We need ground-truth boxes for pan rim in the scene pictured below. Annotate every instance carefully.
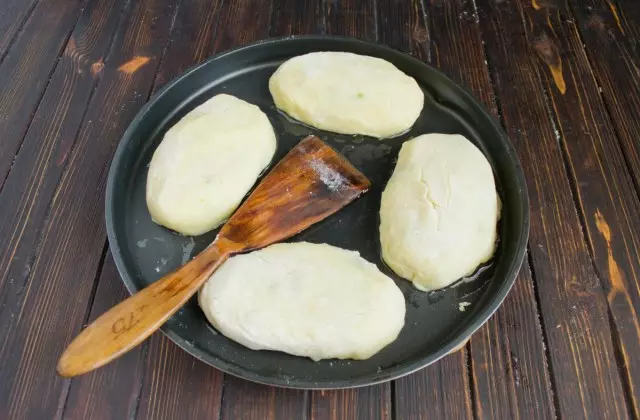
[105,35,530,389]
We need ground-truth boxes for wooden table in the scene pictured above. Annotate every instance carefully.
[0,0,638,418]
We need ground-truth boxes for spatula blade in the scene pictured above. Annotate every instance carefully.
[219,135,370,250]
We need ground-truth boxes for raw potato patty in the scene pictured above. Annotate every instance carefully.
[380,134,500,291]
[146,94,276,236]
[269,52,424,138]
[199,242,406,361]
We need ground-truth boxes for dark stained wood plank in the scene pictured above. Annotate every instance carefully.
[377,0,429,60]
[524,0,640,416]
[63,253,146,420]
[136,333,224,420]
[65,1,229,418]
[0,0,88,191]
[565,0,640,194]
[476,0,631,417]
[325,0,377,41]
[311,385,390,420]
[152,0,223,91]
[220,376,307,420]
[0,0,181,417]
[395,352,472,420]
[423,0,491,116]
[0,0,127,364]
[616,1,640,61]
[471,263,555,420]
[212,0,273,53]
[0,0,39,59]
[271,0,323,36]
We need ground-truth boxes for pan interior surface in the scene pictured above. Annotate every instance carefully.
[106,37,529,388]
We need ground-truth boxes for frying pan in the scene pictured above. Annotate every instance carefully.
[106,36,529,388]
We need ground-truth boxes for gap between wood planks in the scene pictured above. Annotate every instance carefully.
[528,252,563,420]
[0,0,136,382]
[54,0,187,415]
[567,0,640,200]
[0,0,97,194]
[0,0,40,66]
[528,1,640,416]
[478,0,638,417]
[0,0,183,417]
[55,242,108,419]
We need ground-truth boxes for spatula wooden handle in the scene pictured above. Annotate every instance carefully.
[57,239,235,377]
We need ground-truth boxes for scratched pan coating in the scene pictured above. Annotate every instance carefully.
[106,36,529,389]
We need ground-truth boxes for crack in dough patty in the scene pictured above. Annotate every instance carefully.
[380,134,500,291]
[199,242,406,361]
[269,52,424,138]
[146,94,276,236]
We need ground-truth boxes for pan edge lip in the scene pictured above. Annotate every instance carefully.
[105,35,531,389]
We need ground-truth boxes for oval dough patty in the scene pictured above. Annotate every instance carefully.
[380,134,500,291]
[199,242,406,361]
[146,94,276,236]
[269,52,424,138]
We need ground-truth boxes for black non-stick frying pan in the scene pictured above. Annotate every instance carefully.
[105,36,529,389]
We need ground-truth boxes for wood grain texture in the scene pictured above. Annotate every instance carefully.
[522,1,640,416]
[617,0,640,63]
[476,0,631,417]
[271,0,323,36]
[0,0,126,375]
[377,0,428,60]
[325,0,377,41]
[394,352,472,420]
[212,0,273,53]
[0,0,180,417]
[471,263,555,420]
[424,0,493,116]
[136,333,224,420]
[63,253,147,420]
[0,0,39,60]
[311,385,391,420]
[565,0,640,194]
[220,376,307,420]
[567,0,640,411]
[0,0,87,191]
[152,0,223,91]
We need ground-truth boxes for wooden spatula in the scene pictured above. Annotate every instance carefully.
[57,135,370,377]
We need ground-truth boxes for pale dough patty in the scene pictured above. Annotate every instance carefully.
[199,242,406,361]
[269,52,424,138]
[380,134,500,291]
[146,94,276,236]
